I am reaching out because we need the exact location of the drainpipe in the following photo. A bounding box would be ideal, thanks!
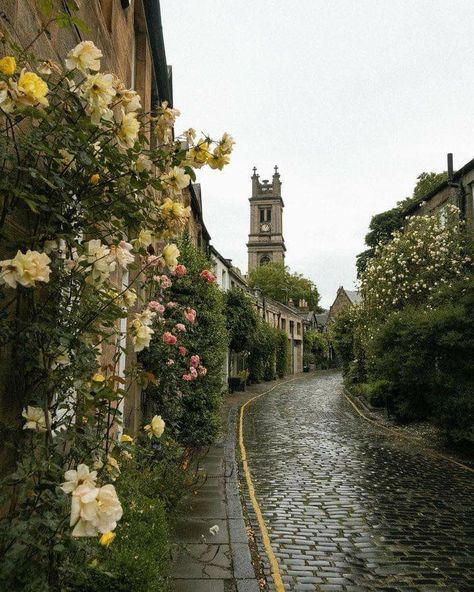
[143,0,172,106]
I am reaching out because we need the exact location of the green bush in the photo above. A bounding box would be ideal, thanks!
[371,278,474,439]
[61,467,171,592]
[275,329,289,378]
[357,380,390,408]
[224,289,258,353]
[248,319,276,383]
[140,237,228,446]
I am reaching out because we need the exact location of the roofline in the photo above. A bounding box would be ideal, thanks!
[210,245,232,268]
[188,183,211,241]
[143,1,173,106]
[403,155,474,216]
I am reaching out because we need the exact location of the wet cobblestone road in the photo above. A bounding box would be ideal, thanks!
[242,372,474,592]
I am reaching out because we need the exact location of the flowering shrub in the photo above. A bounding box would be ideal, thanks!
[360,205,469,319]
[0,29,233,590]
[140,238,228,446]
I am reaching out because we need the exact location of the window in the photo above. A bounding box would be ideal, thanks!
[260,255,271,266]
[281,318,286,331]
[259,207,272,223]
[297,322,301,335]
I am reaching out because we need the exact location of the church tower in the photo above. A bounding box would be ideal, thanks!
[247,166,286,272]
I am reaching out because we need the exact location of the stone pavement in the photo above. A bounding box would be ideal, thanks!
[172,378,288,592]
[242,371,474,592]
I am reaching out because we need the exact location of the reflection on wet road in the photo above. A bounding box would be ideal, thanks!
[242,372,474,591]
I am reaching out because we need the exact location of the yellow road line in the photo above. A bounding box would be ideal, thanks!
[344,390,474,474]
[239,377,301,592]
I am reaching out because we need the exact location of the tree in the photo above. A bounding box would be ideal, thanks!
[248,262,320,311]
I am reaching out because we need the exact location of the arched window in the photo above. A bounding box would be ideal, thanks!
[260,255,271,266]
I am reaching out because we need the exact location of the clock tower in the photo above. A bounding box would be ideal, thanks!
[247,165,286,272]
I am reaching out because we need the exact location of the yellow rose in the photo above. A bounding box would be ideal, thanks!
[0,56,16,76]
[162,243,179,270]
[17,71,49,106]
[90,173,100,185]
[120,434,133,443]
[99,531,116,547]
[92,372,105,382]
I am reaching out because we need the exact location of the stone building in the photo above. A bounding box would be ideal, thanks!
[403,153,474,234]
[0,1,209,442]
[247,166,286,271]
[327,286,361,325]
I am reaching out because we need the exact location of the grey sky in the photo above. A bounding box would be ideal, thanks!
[160,0,474,308]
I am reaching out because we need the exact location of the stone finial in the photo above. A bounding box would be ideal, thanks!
[274,165,279,176]
[252,166,258,177]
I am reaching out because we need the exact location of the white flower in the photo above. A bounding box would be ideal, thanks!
[79,240,115,286]
[110,242,135,270]
[0,250,51,289]
[160,166,190,191]
[65,41,102,74]
[144,415,165,438]
[129,314,154,352]
[115,82,142,113]
[209,525,220,536]
[22,406,51,432]
[134,154,153,173]
[80,73,116,125]
[122,288,137,308]
[61,464,97,494]
[70,483,123,537]
[117,110,140,149]
[134,229,153,249]
[162,243,180,270]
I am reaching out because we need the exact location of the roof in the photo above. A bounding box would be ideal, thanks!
[188,183,211,242]
[345,290,361,305]
[403,156,474,216]
[315,311,329,326]
[210,245,232,268]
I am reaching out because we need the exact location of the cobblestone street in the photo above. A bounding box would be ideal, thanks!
[242,372,474,592]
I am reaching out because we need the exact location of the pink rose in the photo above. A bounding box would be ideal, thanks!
[198,366,207,377]
[182,373,193,381]
[190,355,200,368]
[178,346,188,356]
[173,264,187,277]
[160,275,172,288]
[147,255,160,267]
[189,366,198,378]
[184,308,196,323]
[162,332,177,346]
[175,323,186,332]
[200,269,216,283]
[148,301,165,313]
[167,301,177,309]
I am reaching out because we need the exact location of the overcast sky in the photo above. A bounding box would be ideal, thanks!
[160,0,474,308]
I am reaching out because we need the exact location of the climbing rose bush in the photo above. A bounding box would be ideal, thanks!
[0,33,233,589]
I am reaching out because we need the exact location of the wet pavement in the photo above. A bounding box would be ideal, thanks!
[242,372,474,591]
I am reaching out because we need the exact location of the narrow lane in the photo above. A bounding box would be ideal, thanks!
[242,372,474,592]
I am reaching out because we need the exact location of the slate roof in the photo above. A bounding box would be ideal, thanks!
[345,290,361,305]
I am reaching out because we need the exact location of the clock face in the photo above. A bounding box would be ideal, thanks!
[260,223,271,232]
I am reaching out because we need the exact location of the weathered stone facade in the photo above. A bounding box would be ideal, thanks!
[327,286,360,326]
[247,166,286,271]
[0,1,175,443]
[404,155,474,234]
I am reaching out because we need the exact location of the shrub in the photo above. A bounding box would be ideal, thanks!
[61,467,171,592]
[248,319,277,383]
[371,278,474,434]
[275,329,289,378]
[357,380,390,408]
[224,289,258,353]
[140,237,228,446]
